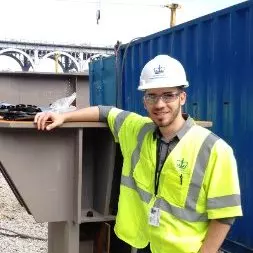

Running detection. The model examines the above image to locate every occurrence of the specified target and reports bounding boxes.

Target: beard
[150,101,181,128]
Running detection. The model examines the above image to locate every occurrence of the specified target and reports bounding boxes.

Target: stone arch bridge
[0,40,114,72]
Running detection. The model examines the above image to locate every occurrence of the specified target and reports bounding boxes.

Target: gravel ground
[0,172,48,253]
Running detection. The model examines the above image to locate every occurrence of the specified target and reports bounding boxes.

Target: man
[35,55,242,253]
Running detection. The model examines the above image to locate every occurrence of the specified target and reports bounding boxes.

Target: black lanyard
[154,137,178,195]
[154,138,169,196]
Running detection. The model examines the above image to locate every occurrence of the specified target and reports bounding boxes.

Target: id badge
[148,207,160,227]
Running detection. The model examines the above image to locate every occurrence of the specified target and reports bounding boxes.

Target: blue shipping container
[89,55,117,106]
[117,1,253,252]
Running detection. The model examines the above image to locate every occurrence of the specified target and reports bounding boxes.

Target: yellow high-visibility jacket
[105,107,242,253]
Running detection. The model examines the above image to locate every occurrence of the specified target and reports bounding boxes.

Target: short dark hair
[177,86,185,92]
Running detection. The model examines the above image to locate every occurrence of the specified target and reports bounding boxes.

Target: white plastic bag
[49,92,77,113]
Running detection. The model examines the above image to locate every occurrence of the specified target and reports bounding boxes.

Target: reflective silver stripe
[113,111,131,138]
[120,122,155,204]
[185,132,220,211]
[207,194,241,210]
[155,198,208,222]
[130,122,156,176]
[121,175,152,204]
[121,174,208,221]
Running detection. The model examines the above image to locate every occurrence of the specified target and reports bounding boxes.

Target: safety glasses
[144,91,181,105]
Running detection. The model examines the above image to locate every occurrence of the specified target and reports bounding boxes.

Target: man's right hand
[34,112,65,131]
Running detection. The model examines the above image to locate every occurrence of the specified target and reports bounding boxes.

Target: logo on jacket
[153,65,165,75]
[176,158,188,170]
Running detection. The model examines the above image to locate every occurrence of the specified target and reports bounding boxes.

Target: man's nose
[154,96,166,107]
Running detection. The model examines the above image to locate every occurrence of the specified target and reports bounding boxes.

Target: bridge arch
[42,51,80,72]
[0,48,35,70]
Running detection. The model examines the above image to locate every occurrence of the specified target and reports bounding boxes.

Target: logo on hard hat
[153,65,165,75]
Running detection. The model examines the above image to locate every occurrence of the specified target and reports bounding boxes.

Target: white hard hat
[138,55,189,91]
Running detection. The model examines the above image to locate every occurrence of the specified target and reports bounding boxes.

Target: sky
[0,0,247,47]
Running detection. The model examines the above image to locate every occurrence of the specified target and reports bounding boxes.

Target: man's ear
[180,91,187,106]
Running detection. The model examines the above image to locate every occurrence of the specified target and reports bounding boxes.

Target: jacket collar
[153,114,195,141]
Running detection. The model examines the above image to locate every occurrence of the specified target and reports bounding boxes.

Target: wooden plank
[0,120,212,129]
[0,120,108,129]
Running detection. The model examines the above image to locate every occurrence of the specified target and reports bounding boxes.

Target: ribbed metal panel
[89,56,116,106]
[117,1,253,251]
